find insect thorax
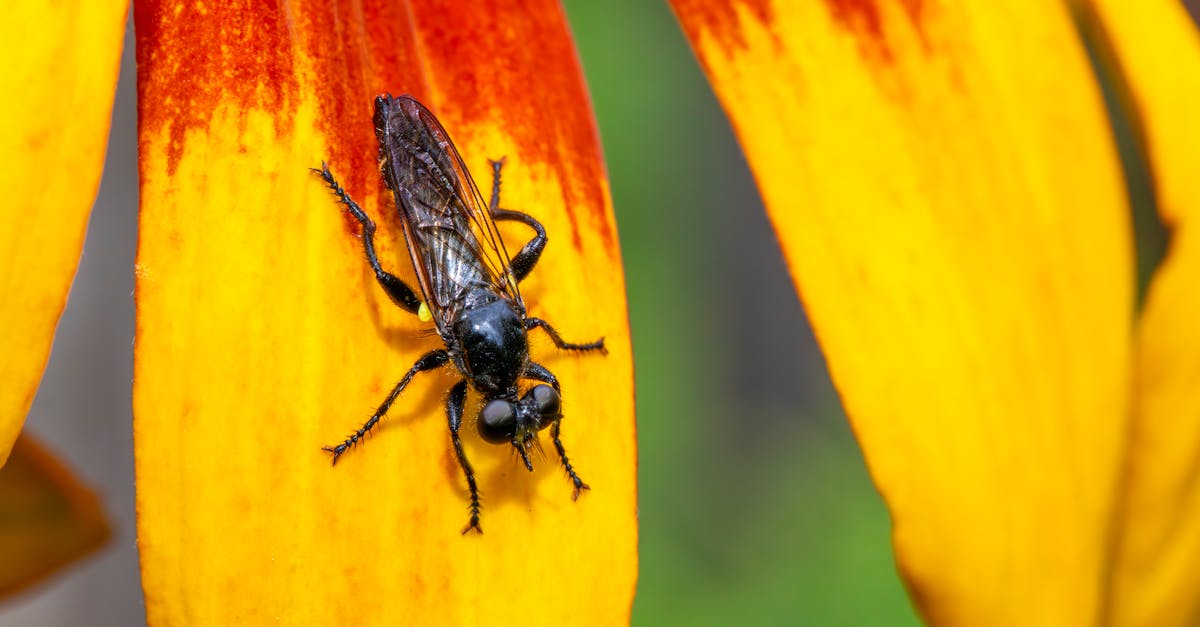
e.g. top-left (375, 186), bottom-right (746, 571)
top-left (452, 294), bottom-right (528, 396)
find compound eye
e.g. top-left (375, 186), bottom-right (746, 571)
top-left (528, 384), bottom-right (561, 430)
top-left (478, 399), bottom-right (516, 444)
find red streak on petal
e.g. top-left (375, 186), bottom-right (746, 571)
top-left (408, 0), bottom-right (615, 256)
top-left (669, 0), bottom-right (776, 54)
top-left (824, 0), bottom-right (928, 63)
top-left (670, 0), bottom-right (928, 67)
top-left (134, 0), bottom-right (300, 177)
top-left (135, 0), bottom-right (612, 254)
top-left (298, 0), bottom-right (428, 206)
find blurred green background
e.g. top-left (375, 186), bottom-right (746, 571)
top-left (6, 3), bottom-right (923, 626)
top-left (561, 2), bottom-right (919, 625)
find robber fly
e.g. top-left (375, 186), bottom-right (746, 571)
top-left (314, 94), bottom-right (606, 534)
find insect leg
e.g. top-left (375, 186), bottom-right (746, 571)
top-left (313, 163), bottom-right (422, 314)
top-left (523, 361), bottom-right (589, 498)
top-left (487, 157), bottom-right (506, 213)
top-left (323, 349), bottom-right (449, 463)
top-left (526, 318), bottom-right (607, 354)
top-left (551, 420), bottom-right (590, 500)
top-left (523, 360), bottom-right (560, 392)
top-left (488, 158), bottom-right (547, 283)
top-left (446, 379), bottom-right (483, 534)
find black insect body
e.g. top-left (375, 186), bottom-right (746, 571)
top-left (315, 94), bottom-right (605, 534)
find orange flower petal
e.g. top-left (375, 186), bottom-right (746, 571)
top-left (1078, 1), bottom-right (1200, 624)
top-left (0, 0), bottom-right (127, 464)
top-left (669, 1), bottom-right (1131, 623)
top-left (0, 434), bottom-right (110, 598)
top-left (132, 1), bottom-right (635, 624)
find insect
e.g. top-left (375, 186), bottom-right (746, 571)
top-left (314, 94), bottom-right (606, 534)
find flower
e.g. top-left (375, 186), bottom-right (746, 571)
top-left (2, 1), bottom-right (635, 623)
top-left (670, 0), bottom-right (1200, 624)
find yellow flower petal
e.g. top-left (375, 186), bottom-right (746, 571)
top-left (0, 434), bottom-right (110, 598)
top-left (669, 1), bottom-right (1131, 623)
top-left (132, 1), bottom-right (635, 624)
top-left (0, 1), bottom-right (127, 464)
top-left (1077, 1), bottom-right (1200, 624)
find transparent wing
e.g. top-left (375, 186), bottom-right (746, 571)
top-left (373, 94), bottom-right (522, 335)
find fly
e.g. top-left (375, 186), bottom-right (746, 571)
top-left (314, 94), bottom-right (606, 534)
